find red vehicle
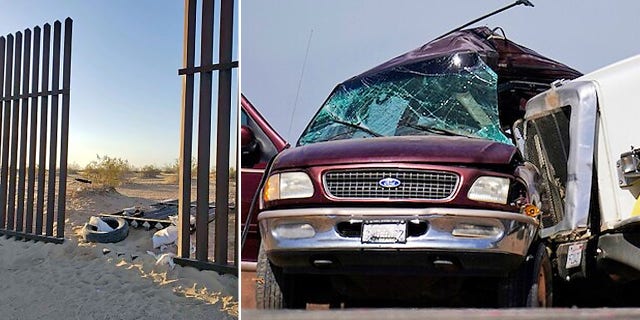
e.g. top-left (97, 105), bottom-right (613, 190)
top-left (241, 27), bottom-right (581, 308)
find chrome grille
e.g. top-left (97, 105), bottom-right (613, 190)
top-left (324, 169), bottom-right (459, 200)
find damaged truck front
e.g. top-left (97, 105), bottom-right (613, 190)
top-left (516, 55), bottom-right (640, 305)
top-left (249, 27), bottom-right (581, 308)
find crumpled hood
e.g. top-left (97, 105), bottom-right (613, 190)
top-left (272, 136), bottom-right (517, 170)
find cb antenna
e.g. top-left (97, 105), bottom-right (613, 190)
top-left (435, 0), bottom-right (534, 40)
top-left (288, 29), bottom-right (314, 139)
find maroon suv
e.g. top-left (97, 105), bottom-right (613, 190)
top-left (242, 27), bottom-right (581, 308)
top-left (240, 95), bottom-right (287, 265)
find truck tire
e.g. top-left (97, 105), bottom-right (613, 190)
top-left (255, 243), bottom-right (307, 309)
top-left (499, 243), bottom-right (553, 307)
top-left (82, 217), bottom-right (129, 243)
top-left (255, 243), bottom-right (283, 309)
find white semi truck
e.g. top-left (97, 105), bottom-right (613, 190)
top-left (516, 55), bottom-right (640, 291)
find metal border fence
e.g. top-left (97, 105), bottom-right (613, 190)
top-left (175, 0), bottom-right (238, 275)
top-left (0, 19), bottom-right (72, 243)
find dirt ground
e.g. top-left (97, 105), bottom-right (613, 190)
top-left (242, 270), bottom-right (258, 309)
top-left (65, 173), bottom-right (237, 263)
top-left (0, 173), bottom-right (238, 319)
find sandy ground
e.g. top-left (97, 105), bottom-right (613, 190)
top-left (0, 174), bottom-right (238, 319)
top-left (241, 270), bottom-right (257, 310)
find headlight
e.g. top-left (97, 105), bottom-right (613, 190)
top-left (264, 174), bottom-right (281, 201)
top-left (263, 171), bottom-right (314, 201)
top-left (467, 176), bottom-right (510, 204)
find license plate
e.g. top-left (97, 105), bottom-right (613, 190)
top-left (566, 243), bottom-right (585, 269)
top-left (361, 221), bottom-right (407, 244)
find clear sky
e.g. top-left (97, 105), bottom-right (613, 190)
top-left (1, 0), bottom-right (238, 168)
top-left (242, 0), bottom-right (640, 143)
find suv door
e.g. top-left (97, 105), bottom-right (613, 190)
top-left (240, 95), bottom-right (287, 265)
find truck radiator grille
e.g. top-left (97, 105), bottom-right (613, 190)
top-left (324, 169), bottom-right (459, 200)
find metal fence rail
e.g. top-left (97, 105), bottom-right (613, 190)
top-left (0, 18), bottom-right (72, 243)
top-left (175, 0), bottom-right (238, 275)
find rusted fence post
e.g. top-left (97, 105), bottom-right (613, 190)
top-left (0, 19), bottom-right (72, 243)
top-left (175, 0), bottom-right (238, 275)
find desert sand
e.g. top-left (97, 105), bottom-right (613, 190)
top-left (0, 175), bottom-right (238, 319)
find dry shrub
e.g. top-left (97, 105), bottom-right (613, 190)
top-left (163, 158), bottom-right (197, 184)
top-left (208, 167), bottom-right (237, 180)
top-left (163, 173), bottom-right (178, 184)
top-left (139, 164), bottom-right (161, 178)
top-left (67, 162), bottom-right (81, 175)
top-left (70, 184), bottom-right (117, 199)
top-left (162, 159), bottom-right (180, 184)
top-left (83, 155), bottom-right (131, 188)
top-left (162, 159), bottom-right (179, 174)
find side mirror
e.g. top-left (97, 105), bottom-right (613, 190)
top-left (241, 125), bottom-right (260, 168)
top-left (617, 147), bottom-right (640, 188)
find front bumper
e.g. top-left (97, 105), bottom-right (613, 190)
top-left (258, 207), bottom-right (538, 276)
top-left (597, 232), bottom-right (640, 281)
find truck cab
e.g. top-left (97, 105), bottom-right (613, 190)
top-left (517, 55), bottom-right (640, 303)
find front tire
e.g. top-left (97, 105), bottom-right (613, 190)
top-left (499, 243), bottom-right (553, 307)
top-left (255, 243), bottom-right (283, 309)
top-left (527, 243), bottom-right (553, 307)
top-left (255, 243), bottom-right (307, 309)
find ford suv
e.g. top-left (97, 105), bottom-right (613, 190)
top-left (242, 27), bottom-right (581, 308)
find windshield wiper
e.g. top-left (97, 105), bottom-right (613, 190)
top-left (400, 121), bottom-right (474, 139)
top-left (328, 118), bottom-right (383, 138)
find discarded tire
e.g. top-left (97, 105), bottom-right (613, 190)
top-left (82, 217), bottom-right (129, 243)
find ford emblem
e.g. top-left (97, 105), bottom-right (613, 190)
top-left (379, 177), bottom-right (401, 188)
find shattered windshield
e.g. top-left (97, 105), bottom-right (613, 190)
top-left (297, 53), bottom-right (512, 146)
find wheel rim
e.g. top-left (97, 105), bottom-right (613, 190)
top-left (536, 264), bottom-right (547, 307)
